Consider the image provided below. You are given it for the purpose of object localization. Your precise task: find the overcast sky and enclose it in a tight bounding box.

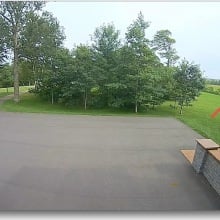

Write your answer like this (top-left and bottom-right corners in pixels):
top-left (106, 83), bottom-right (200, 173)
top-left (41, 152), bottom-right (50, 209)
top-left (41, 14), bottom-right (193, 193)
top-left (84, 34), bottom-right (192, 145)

top-left (45, 1), bottom-right (220, 79)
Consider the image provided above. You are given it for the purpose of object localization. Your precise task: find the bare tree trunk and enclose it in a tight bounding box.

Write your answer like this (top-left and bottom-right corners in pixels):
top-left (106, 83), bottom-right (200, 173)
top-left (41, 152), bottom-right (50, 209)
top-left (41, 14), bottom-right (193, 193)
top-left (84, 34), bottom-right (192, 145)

top-left (51, 89), bottom-right (54, 105)
top-left (167, 58), bottom-right (170, 67)
top-left (84, 88), bottom-right (87, 110)
top-left (135, 77), bottom-right (139, 113)
top-left (32, 63), bottom-right (36, 89)
top-left (174, 99), bottom-right (177, 109)
top-left (135, 100), bottom-right (138, 113)
top-left (179, 105), bottom-right (183, 115)
top-left (13, 30), bottom-right (19, 102)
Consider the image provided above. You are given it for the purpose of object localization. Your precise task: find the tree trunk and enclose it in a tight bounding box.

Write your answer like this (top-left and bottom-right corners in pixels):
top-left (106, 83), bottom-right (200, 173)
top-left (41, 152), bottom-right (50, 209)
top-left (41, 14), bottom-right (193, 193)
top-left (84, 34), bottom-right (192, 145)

top-left (179, 105), bottom-right (183, 115)
top-left (13, 30), bottom-right (19, 102)
top-left (6, 87), bottom-right (8, 94)
top-left (167, 58), bottom-right (170, 67)
top-left (135, 77), bottom-right (139, 113)
top-left (51, 89), bottom-right (54, 105)
top-left (32, 63), bottom-right (36, 89)
top-left (84, 88), bottom-right (87, 110)
top-left (174, 100), bottom-right (176, 109)
top-left (135, 100), bottom-right (138, 113)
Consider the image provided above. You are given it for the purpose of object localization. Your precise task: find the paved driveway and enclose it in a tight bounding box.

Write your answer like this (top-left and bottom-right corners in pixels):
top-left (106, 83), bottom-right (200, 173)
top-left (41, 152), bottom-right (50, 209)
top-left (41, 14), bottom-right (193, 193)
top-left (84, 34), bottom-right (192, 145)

top-left (0, 112), bottom-right (219, 211)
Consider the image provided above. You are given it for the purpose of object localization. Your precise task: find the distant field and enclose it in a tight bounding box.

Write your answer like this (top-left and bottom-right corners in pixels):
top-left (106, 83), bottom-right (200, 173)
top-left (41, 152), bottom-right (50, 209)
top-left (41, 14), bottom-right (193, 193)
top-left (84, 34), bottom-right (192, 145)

top-left (0, 91), bottom-right (219, 144)
top-left (0, 87), bottom-right (13, 97)
top-left (206, 84), bottom-right (220, 89)
top-left (204, 84), bottom-right (220, 95)
top-left (0, 86), bottom-right (34, 97)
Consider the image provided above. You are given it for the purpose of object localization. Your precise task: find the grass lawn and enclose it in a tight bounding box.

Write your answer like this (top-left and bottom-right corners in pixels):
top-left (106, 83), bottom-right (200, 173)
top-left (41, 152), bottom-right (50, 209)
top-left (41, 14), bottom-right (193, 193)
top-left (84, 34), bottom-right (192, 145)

top-left (206, 84), bottom-right (220, 90)
top-left (176, 93), bottom-right (220, 144)
top-left (0, 92), bottom-right (219, 144)
top-left (0, 92), bottom-right (178, 117)
top-left (0, 87), bottom-right (13, 97)
top-left (0, 86), bottom-right (33, 98)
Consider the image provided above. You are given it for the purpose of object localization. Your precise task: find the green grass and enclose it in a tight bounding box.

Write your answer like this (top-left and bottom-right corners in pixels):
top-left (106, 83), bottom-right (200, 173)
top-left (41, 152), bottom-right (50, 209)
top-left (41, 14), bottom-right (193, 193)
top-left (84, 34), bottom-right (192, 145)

top-left (0, 86), bottom-right (34, 97)
top-left (206, 84), bottom-right (220, 90)
top-left (0, 91), bottom-right (219, 144)
top-left (0, 87), bottom-right (13, 97)
top-left (0, 93), bottom-right (176, 117)
top-left (176, 92), bottom-right (220, 144)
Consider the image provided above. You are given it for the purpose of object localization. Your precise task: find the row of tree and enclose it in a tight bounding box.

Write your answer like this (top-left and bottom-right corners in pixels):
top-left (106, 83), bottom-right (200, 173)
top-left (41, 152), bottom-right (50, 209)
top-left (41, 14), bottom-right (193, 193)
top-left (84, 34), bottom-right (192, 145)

top-left (205, 78), bottom-right (220, 85)
top-left (0, 1), bottom-right (205, 113)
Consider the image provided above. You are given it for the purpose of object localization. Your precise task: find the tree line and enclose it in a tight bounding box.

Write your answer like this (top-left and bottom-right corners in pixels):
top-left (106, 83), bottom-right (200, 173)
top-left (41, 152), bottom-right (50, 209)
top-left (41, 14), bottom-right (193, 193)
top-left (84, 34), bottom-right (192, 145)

top-left (0, 1), bottom-right (205, 113)
top-left (205, 79), bottom-right (220, 85)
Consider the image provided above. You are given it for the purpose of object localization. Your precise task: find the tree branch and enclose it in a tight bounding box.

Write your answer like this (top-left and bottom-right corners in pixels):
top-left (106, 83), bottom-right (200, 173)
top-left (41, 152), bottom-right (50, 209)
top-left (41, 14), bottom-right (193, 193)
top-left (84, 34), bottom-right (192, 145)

top-left (0, 12), bottom-right (11, 23)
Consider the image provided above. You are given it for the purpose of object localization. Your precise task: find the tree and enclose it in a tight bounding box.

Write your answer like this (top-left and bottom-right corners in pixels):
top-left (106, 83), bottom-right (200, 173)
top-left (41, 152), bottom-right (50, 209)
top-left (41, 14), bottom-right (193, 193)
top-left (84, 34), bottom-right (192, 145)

top-left (0, 64), bottom-right (13, 93)
top-left (174, 59), bottom-right (205, 114)
top-left (19, 61), bottom-right (34, 86)
top-left (0, 1), bottom-right (44, 102)
top-left (34, 48), bottom-right (73, 104)
top-left (144, 65), bottom-right (170, 109)
top-left (73, 45), bottom-right (95, 109)
top-left (126, 12), bottom-right (149, 113)
top-left (19, 10), bottom-right (65, 104)
top-left (125, 11), bottom-right (160, 112)
top-left (152, 30), bottom-right (179, 67)
top-left (20, 11), bottom-right (65, 88)
top-left (0, 17), bottom-right (9, 65)
top-left (92, 23), bottom-right (120, 59)
top-left (116, 44), bottom-right (161, 111)
top-left (91, 23), bottom-right (121, 107)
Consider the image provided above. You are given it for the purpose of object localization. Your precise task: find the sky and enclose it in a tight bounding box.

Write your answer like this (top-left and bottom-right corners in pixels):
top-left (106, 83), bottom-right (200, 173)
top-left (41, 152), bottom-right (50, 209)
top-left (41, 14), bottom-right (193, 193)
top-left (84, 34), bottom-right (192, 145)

top-left (45, 1), bottom-right (220, 79)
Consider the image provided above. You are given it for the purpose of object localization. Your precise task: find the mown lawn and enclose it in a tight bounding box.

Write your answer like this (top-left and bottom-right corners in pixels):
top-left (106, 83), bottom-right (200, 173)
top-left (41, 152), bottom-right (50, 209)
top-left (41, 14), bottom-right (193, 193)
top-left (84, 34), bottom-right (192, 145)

top-left (176, 92), bottom-right (220, 144)
top-left (0, 92), bottom-right (176, 117)
top-left (0, 92), bottom-right (219, 144)
top-left (206, 84), bottom-right (220, 90)
top-left (0, 86), bottom-right (33, 97)
top-left (0, 87), bottom-right (13, 97)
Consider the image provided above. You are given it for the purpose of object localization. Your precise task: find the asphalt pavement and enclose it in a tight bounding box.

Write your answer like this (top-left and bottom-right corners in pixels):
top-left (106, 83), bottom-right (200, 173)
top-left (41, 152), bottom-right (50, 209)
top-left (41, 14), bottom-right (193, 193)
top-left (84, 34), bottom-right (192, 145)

top-left (0, 112), bottom-right (219, 211)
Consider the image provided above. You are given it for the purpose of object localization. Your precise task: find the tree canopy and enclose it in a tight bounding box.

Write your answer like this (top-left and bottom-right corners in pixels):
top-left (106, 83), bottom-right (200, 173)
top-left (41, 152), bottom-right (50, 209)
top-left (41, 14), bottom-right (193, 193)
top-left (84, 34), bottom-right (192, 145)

top-left (0, 1), bottom-right (44, 101)
top-left (0, 6), bottom-right (205, 114)
top-left (173, 59), bottom-right (205, 114)
top-left (152, 29), bottom-right (179, 67)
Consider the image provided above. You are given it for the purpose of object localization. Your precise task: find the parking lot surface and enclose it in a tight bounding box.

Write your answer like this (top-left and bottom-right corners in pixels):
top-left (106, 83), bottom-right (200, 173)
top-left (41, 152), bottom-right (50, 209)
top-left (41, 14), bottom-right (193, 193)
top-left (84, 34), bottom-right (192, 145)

top-left (0, 112), bottom-right (219, 210)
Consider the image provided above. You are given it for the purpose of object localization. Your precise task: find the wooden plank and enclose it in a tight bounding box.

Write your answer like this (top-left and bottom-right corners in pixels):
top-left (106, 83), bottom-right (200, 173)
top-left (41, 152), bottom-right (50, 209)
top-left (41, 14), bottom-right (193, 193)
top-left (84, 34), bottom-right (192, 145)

top-left (181, 150), bottom-right (195, 164)
top-left (196, 139), bottom-right (219, 150)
